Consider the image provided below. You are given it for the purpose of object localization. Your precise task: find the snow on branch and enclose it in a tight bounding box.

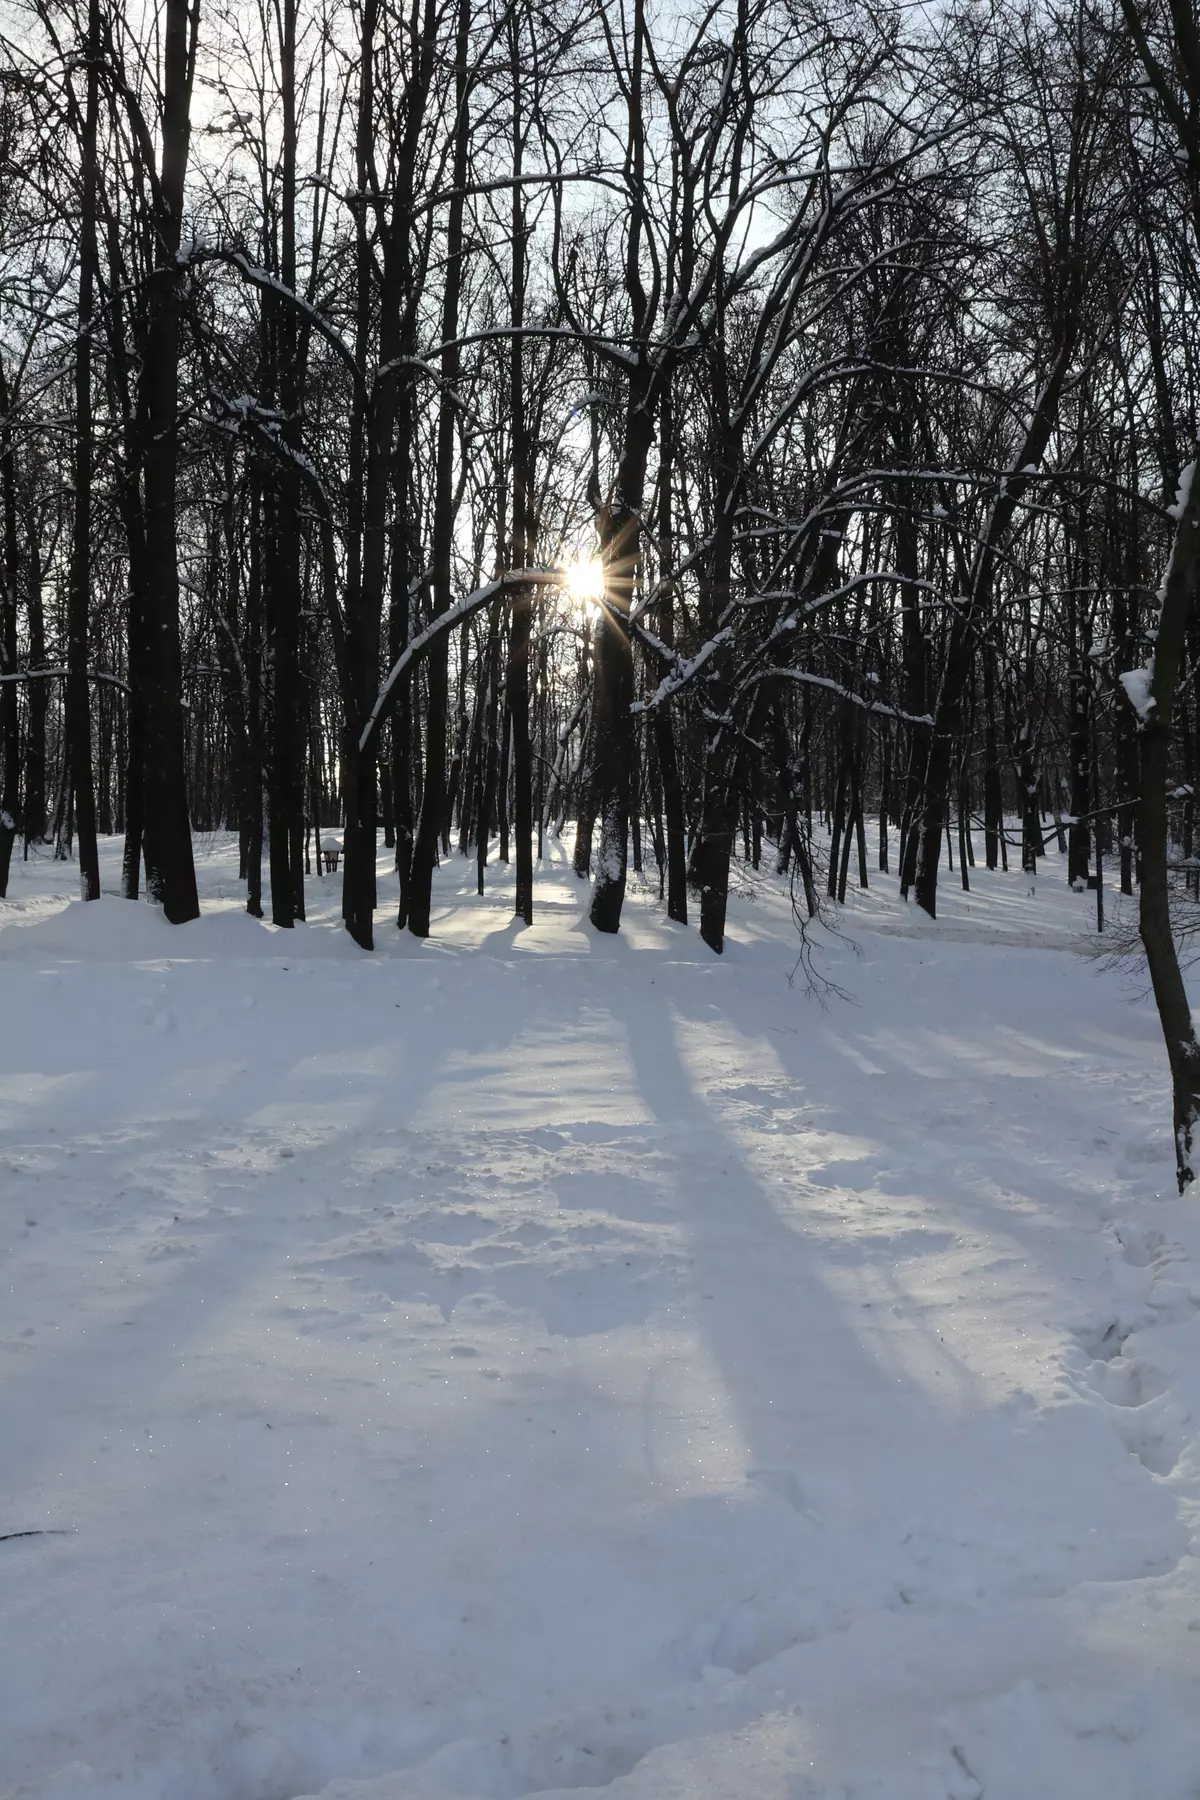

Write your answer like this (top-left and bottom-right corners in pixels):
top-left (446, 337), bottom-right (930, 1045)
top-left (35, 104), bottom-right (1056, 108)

top-left (218, 251), bottom-right (363, 398)
top-left (1120, 461), bottom-right (1199, 727)
top-left (1119, 666), bottom-right (1155, 724)
top-left (0, 665), bottom-right (130, 693)
top-left (745, 667), bottom-right (933, 727)
top-left (360, 572), bottom-right (561, 755)
top-left (631, 629), bottom-right (733, 715)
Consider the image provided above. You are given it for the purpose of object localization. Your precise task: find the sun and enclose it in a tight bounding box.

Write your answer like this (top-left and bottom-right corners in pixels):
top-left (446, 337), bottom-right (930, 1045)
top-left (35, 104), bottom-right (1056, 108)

top-left (562, 558), bottom-right (605, 617)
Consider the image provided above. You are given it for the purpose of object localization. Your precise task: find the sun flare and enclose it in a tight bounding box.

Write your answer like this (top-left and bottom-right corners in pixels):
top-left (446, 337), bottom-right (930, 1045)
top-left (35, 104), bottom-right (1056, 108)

top-left (562, 558), bottom-right (605, 615)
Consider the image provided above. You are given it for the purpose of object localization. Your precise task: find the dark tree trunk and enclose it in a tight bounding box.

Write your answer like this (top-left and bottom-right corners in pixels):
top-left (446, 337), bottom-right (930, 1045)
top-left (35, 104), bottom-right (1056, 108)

top-left (136, 0), bottom-right (199, 922)
top-left (1067, 575), bottom-right (1090, 885)
top-left (508, 16), bottom-right (535, 926)
top-left (497, 701), bottom-right (510, 866)
top-left (244, 478), bottom-right (264, 917)
top-left (477, 607), bottom-right (501, 895)
top-left (589, 0), bottom-right (653, 937)
top-left (409, 0), bottom-right (469, 938)
top-left (390, 442), bottom-right (416, 932)
top-left (458, 631), bottom-right (486, 855)
top-left (0, 362), bottom-right (20, 896)
top-left (24, 542), bottom-right (47, 850)
top-left (654, 383), bottom-right (686, 923)
top-left (66, 0), bottom-right (102, 903)
top-left (1129, 461), bottom-right (1200, 1190)
top-left (983, 645), bottom-right (1003, 870)
top-left (588, 499), bottom-right (640, 933)
top-left (897, 486), bottom-right (928, 899)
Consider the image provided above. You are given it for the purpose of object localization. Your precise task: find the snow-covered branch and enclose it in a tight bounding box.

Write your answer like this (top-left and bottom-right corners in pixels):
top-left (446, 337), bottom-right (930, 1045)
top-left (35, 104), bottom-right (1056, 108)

top-left (360, 572), bottom-right (562, 755)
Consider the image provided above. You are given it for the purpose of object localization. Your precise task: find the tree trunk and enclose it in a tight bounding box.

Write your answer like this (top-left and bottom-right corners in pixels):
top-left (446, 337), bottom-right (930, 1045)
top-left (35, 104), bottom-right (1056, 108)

top-left (654, 383), bottom-right (686, 922)
top-left (589, 502), bottom-right (640, 932)
top-left (408, 0), bottom-right (469, 938)
top-left (477, 607), bottom-right (501, 895)
top-left (24, 538), bottom-right (47, 850)
top-left (1128, 459), bottom-right (1200, 1191)
top-left (66, 0), bottom-right (102, 903)
top-left (0, 362), bottom-right (20, 896)
top-left (137, 0), bottom-right (199, 922)
top-left (508, 16), bottom-right (534, 926)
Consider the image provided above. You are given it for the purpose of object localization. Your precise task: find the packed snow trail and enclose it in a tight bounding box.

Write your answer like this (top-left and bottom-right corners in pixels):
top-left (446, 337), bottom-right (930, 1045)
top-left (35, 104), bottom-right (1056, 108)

top-left (2, 835), bottom-right (1200, 1800)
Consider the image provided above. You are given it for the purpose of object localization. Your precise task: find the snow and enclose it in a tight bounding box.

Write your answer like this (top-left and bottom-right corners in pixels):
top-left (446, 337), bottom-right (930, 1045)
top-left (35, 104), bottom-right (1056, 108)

top-left (3, 834), bottom-right (1200, 1799)
top-left (1119, 666), bottom-right (1155, 722)
top-left (631, 630), bottom-right (733, 715)
top-left (1166, 461), bottom-right (1197, 522)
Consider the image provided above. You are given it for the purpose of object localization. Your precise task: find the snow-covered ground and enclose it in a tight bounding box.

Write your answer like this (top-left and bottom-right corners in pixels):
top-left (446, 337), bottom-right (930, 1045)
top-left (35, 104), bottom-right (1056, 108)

top-left (3, 831), bottom-right (1200, 1800)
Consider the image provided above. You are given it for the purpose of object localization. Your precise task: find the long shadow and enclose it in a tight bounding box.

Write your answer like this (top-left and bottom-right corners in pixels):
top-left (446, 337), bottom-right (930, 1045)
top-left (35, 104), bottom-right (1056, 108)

top-left (607, 939), bottom-right (1188, 1647)
top-left (0, 928), bottom-right (551, 1506)
top-left (3, 845), bottom-right (1185, 1797)
top-left (617, 974), bottom-right (937, 1480)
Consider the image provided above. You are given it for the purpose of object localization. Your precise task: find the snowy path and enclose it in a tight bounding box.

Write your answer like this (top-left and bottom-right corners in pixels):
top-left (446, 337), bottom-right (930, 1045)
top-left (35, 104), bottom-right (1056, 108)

top-left (2, 838), bottom-right (1200, 1799)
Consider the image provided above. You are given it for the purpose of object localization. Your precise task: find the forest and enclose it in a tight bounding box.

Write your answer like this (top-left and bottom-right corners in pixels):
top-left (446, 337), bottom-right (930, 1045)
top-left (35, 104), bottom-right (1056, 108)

top-left (12, 4), bottom-right (1200, 1792)
top-left (3, 0), bottom-right (1200, 1164)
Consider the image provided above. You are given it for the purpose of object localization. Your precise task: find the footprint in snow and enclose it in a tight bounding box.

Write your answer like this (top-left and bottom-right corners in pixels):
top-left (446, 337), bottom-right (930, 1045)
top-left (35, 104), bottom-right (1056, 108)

top-left (1071, 1219), bottom-right (1195, 1479)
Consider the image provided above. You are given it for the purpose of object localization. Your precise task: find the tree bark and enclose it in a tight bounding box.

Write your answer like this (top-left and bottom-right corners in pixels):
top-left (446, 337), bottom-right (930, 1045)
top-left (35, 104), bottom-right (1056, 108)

top-left (408, 0), bottom-right (470, 938)
top-left (1127, 458), bottom-right (1200, 1192)
top-left (67, 0), bottom-right (102, 903)
top-left (0, 362), bottom-right (20, 896)
top-left (137, 0), bottom-right (199, 922)
top-left (508, 13), bottom-right (534, 926)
